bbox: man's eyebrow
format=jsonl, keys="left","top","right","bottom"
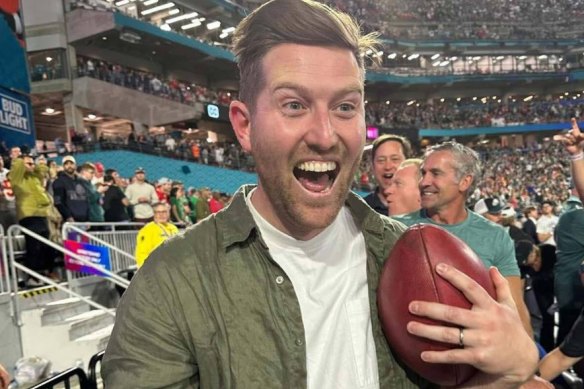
{"left": 272, "top": 82, "right": 363, "bottom": 99}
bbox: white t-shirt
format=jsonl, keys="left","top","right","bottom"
{"left": 247, "top": 192, "right": 379, "bottom": 389}
{"left": 536, "top": 214, "right": 559, "bottom": 246}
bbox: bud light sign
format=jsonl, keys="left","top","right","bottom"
{"left": 0, "top": 86, "right": 35, "bottom": 148}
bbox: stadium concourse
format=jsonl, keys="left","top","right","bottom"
{"left": 1, "top": 0, "right": 584, "bottom": 387}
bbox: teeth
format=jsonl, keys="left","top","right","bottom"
{"left": 297, "top": 161, "right": 337, "bottom": 172}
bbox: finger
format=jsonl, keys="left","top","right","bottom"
{"left": 407, "top": 321, "right": 471, "bottom": 347}
{"left": 420, "top": 347, "right": 475, "bottom": 365}
{"left": 408, "top": 300, "right": 479, "bottom": 328}
{"left": 489, "top": 267, "right": 515, "bottom": 308}
{"left": 572, "top": 118, "right": 581, "bottom": 138}
{"left": 434, "top": 263, "right": 493, "bottom": 308}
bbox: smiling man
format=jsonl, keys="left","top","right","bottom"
{"left": 364, "top": 134, "right": 411, "bottom": 214}
{"left": 102, "top": 1, "right": 541, "bottom": 388}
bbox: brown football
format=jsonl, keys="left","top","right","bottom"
{"left": 378, "top": 223, "right": 496, "bottom": 386}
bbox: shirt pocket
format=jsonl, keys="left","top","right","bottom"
{"left": 345, "top": 297, "right": 379, "bottom": 388}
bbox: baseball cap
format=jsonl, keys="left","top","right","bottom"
{"left": 473, "top": 199, "right": 488, "bottom": 215}
{"left": 157, "top": 177, "right": 171, "bottom": 185}
{"left": 501, "top": 207, "right": 516, "bottom": 218}
{"left": 484, "top": 198, "right": 503, "bottom": 214}
{"left": 135, "top": 167, "right": 146, "bottom": 174}
{"left": 62, "top": 155, "right": 76, "bottom": 165}
{"left": 94, "top": 162, "right": 104, "bottom": 172}
{"left": 515, "top": 240, "right": 534, "bottom": 267}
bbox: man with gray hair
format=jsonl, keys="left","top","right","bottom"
{"left": 396, "top": 141, "right": 533, "bottom": 335}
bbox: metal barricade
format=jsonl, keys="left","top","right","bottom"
{"left": 7, "top": 224, "right": 125, "bottom": 325}
{"left": 0, "top": 224, "right": 9, "bottom": 295}
{"left": 61, "top": 222, "right": 143, "bottom": 283}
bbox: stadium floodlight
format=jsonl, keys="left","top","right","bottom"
{"left": 407, "top": 53, "right": 420, "bottom": 60}
{"left": 385, "top": 100, "right": 390, "bottom": 105}
{"left": 518, "top": 55, "right": 527, "bottom": 60}
{"left": 406, "top": 100, "right": 415, "bottom": 106}
{"left": 432, "top": 60, "right": 441, "bottom": 67}
{"left": 207, "top": 21, "right": 221, "bottom": 30}
{"left": 565, "top": 92, "right": 569, "bottom": 95}
{"left": 496, "top": 56, "right": 504, "bottom": 60}
{"left": 538, "top": 55, "right": 548, "bottom": 59}
{"left": 166, "top": 11, "right": 197, "bottom": 23}
{"left": 523, "top": 95, "right": 533, "bottom": 102}
{"left": 439, "top": 60, "right": 449, "bottom": 66}
{"left": 160, "top": 23, "right": 171, "bottom": 31}
{"left": 143, "top": 0, "right": 158, "bottom": 5}
{"left": 440, "top": 98, "right": 445, "bottom": 102}
{"left": 141, "top": 2, "right": 174, "bottom": 15}
{"left": 472, "top": 97, "right": 477, "bottom": 101}
{"left": 45, "top": 108, "right": 55, "bottom": 114}
{"left": 168, "top": 8, "right": 179, "bottom": 15}
{"left": 387, "top": 52, "right": 397, "bottom": 59}
{"left": 222, "top": 27, "right": 235, "bottom": 34}
{"left": 456, "top": 97, "right": 461, "bottom": 101}
{"left": 450, "top": 56, "right": 458, "bottom": 61}
{"left": 115, "top": 0, "right": 130, "bottom": 5}
{"left": 431, "top": 54, "right": 440, "bottom": 60}
{"left": 473, "top": 56, "right": 481, "bottom": 60}
{"left": 181, "top": 19, "right": 201, "bottom": 29}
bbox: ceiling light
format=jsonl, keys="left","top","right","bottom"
{"left": 407, "top": 53, "right": 420, "bottom": 60}
{"left": 87, "top": 114, "right": 97, "bottom": 120}
{"left": 115, "top": 0, "right": 129, "bottom": 5}
{"left": 206, "top": 21, "right": 221, "bottom": 30}
{"left": 141, "top": 2, "right": 174, "bottom": 15}
{"left": 143, "top": 0, "right": 158, "bottom": 5}
{"left": 102, "top": 36, "right": 107, "bottom": 40}
{"left": 385, "top": 100, "right": 390, "bottom": 105}
{"left": 523, "top": 95, "right": 533, "bottom": 102}
{"left": 168, "top": 8, "right": 179, "bottom": 15}
{"left": 407, "top": 100, "right": 415, "bottom": 106}
{"left": 166, "top": 11, "right": 198, "bottom": 23}
{"left": 431, "top": 54, "right": 440, "bottom": 60}
{"left": 472, "top": 97, "right": 477, "bottom": 100}
{"left": 538, "top": 54, "right": 548, "bottom": 59}
{"left": 440, "top": 98, "right": 445, "bottom": 102}
{"left": 387, "top": 52, "right": 397, "bottom": 59}
{"left": 181, "top": 19, "right": 201, "bottom": 30}
{"left": 439, "top": 60, "right": 449, "bottom": 66}
{"left": 473, "top": 56, "right": 481, "bottom": 60}
{"left": 219, "top": 32, "right": 228, "bottom": 39}
{"left": 222, "top": 27, "right": 235, "bottom": 34}
{"left": 450, "top": 56, "right": 458, "bottom": 61}
{"left": 45, "top": 107, "right": 55, "bottom": 114}
{"left": 496, "top": 56, "right": 504, "bottom": 60}
{"left": 456, "top": 97, "right": 461, "bottom": 101}
{"left": 432, "top": 60, "right": 441, "bottom": 67}
{"left": 46, "top": 57, "right": 53, "bottom": 62}
{"left": 518, "top": 55, "right": 527, "bottom": 60}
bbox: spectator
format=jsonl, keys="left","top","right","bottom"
{"left": 134, "top": 202, "right": 178, "bottom": 268}
{"left": 169, "top": 186, "right": 190, "bottom": 224}
{"left": 155, "top": 177, "right": 171, "bottom": 203}
{"left": 536, "top": 200, "right": 558, "bottom": 246}
{"left": 52, "top": 155, "right": 89, "bottom": 222}
{"left": 363, "top": 134, "right": 411, "bottom": 215}
{"left": 522, "top": 206, "right": 539, "bottom": 244}
{"left": 124, "top": 167, "right": 158, "bottom": 223}
{"left": 10, "top": 154, "right": 57, "bottom": 284}
{"left": 102, "top": 174, "right": 130, "bottom": 223}
{"left": 78, "top": 162, "right": 105, "bottom": 223}
{"left": 384, "top": 158, "right": 422, "bottom": 216}
{"left": 209, "top": 191, "right": 224, "bottom": 214}
{"left": 0, "top": 157, "right": 17, "bottom": 230}
{"left": 396, "top": 141, "right": 533, "bottom": 334}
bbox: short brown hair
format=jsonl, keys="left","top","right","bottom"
{"left": 81, "top": 162, "right": 96, "bottom": 172}
{"left": 232, "top": 0, "right": 379, "bottom": 111}
{"left": 371, "top": 134, "right": 412, "bottom": 160}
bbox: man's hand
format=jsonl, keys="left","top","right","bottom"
{"left": 406, "top": 264, "right": 538, "bottom": 389}
{"left": 553, "top": 118, "right": 584, "bottom": 155}
{"left": 518, "top": 376, "right": 553, "bottom": 389}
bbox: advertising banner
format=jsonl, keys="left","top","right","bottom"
{"left": 0, "top": 85, "right": 35, "bottom": 148}
{"left": 64, "top": 240, "right": 112, "bottom": 277}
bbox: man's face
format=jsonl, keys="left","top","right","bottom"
{"left": 23, "top": 157, "right": 35, "bottom": 173}
{"left": 419, "top": 151, "right": 468, "bottom": 213}
{"left": 63, "top": 161, "right": 76, "bottom": 175}
{"left": 529, "top": 209, "right": 539, "bottom": 219}
{"left": 484, "top": 212, "right": 502, "bottom": 224}
{"left": 10, "top": 147, "right": 21, "bottom": 159}
{"left": 541, "top": 203, "right": 553, "bottom": 216}
{"left": 81, "top": 169, "right": 95, "bottom": 181}
{"left": 163, "top": 182, "right": 171, "bottom": 193}
{"left": 385, "top": 164, "right": 421, "bottom": 216}
{"left": 372, "top": 141, "right": 406, "bottom": 192}
{"left": 232, "top": 44, "right": 365, "bottom": 239}
{"left": 135, "top": 172, "right": 145, "bottom": 182}
{"left": 153, "top": 205, "right": 170, "bottom": 223}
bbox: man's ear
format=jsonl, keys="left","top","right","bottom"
{"left": 458, "top": 174, "right": 473, "bottom": 192}
{"left": 230, "top": 100, "right": 252, "bottom": 152}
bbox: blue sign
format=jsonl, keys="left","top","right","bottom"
{"left": 207, "top": 104, "right": 220, "bottom": 119}
{"left": 0, "top": 85, "right": 35, "bottom": 148}
{"left": 64, "top": 240, "right": 112, "bottom": 277}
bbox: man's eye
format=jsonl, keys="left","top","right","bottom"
{"left": 285, "top": 102, "right": 304, "bottom": 110}
{"left": 338, "top": 103, "right": 355, "bottom": 112}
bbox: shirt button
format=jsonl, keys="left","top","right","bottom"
{"left": 295, "top": 339, "right": 304, "bottom": 346}
{"left": 275, "top": 276, "right": 284, "bottom": 285}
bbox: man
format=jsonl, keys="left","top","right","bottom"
{"left": 0, "top": 156, "right": 17, "bottom": 230}
{"left": 554, "top": 187, "right": 584, "bottom": 345}
{"left": 473, "top": 197, "right": 504, "bottom": 224}
{"left": 52, "top": 155, "right": 89, "bottom": 222}
{"left": 102, "top": 174, "right": 130, "bottom": 223}
{"left": 536, "top": 201, "right": 558, "bottom": 247}
{"left": 134, "top": 202, "right": 179, "bottom": 268}
{"left": 195, "top": 186, "right": 211, "bottom": 221}
{"left": 78, "top": 162, "right": 105, "bottom": 223}
{"left": 155, "top": 177, "right": 172, "bottom": 203}
{"left": 396, "top": 141, "right": 533, "bottom": 335}
{"left": 103, "top": 2, "right": 540, "bottom": 388}
{"left": 385, "top": 159, "right": 422, "bottom": 217}
{"left": 9, "top": 154, "right": 56, "bottom": 281}
{"left": 124, "top": 167, "right": 158, "bottom": 223}
{"left": 209, "top": 191, "right": 224, "bottom": 213}
{"left": 522, "top": 206, "right": 539, "bottom": 244}
{"left": 364, "top": 134, "right": 411, "bottom": 214}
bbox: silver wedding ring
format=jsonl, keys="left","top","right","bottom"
{"left": 459, "top": 328, "right": 465, "bottom": 348}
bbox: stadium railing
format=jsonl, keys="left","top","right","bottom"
{"left": 28, "top": 366, "right": 91, "bottom": 389}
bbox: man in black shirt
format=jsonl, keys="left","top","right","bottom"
{"left": 102, "top": 174, "right": 129, "bottom": 222}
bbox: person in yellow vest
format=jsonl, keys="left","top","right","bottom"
{"left": 135, "top": 202, "right": 179, "bottom": 268}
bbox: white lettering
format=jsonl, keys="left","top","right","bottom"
{"left": 1, "top": 97, "right": 23, "bottom": 115}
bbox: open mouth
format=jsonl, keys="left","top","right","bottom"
{"left": 383, "top": 173, "right": 394, "bottom": 180}
{"left": 293, "top": 161, "right": 339, "bottom": 193}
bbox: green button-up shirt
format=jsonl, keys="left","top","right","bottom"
{"left": 102, "top": 185, "right": 433, "bottom": 388}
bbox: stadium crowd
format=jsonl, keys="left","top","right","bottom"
{"left": 76, "top": 56, "right": 236, "bottom": 107}
{"left": 366, "top": 97, "right": 584, "bottom": 129}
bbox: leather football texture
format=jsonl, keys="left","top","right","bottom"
{"left": 378, "top": 223, "right": 496, "bottom": 386}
